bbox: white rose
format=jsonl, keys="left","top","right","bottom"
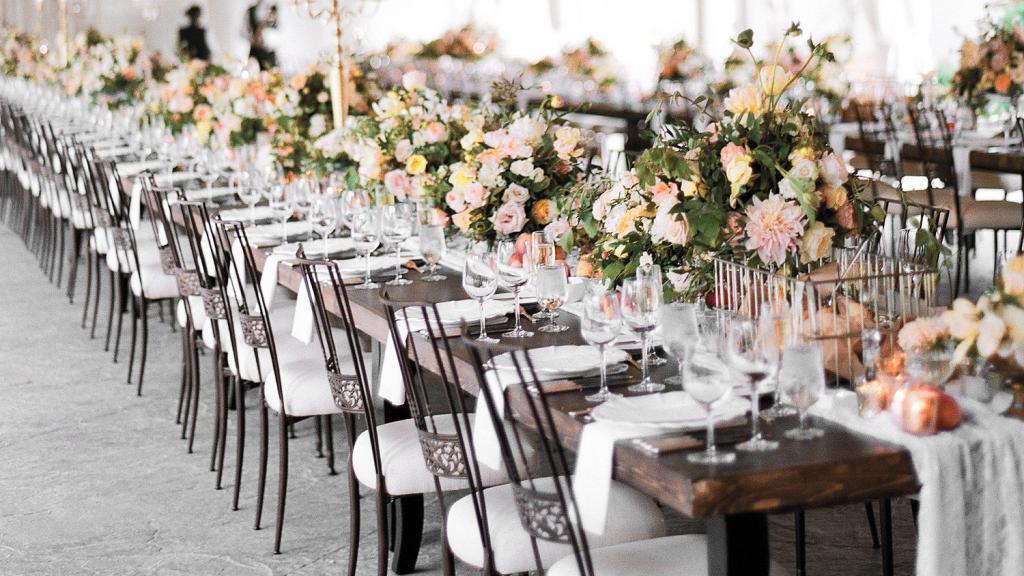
{"left": 819, "top": 152, "right": 849, "bottom": 188}
{"left": 309, "top": 114, "right": 327, "bottom": 139}
{"left": 394, "top": 139, "right": 413, "bottom": 163}
{"left": 508, "top": 116, "right": 547, "bottom": 146}
{"left": 503, "top": 183, "right": 530, "bottom": 204}
{"left": 651, "top": 205, "right": 689, "bottom": 246}
{"left": 799, "top": 221, "right": 835, "bottom": 264}
{"left": 790, "top": 158, "right": 819, "bottom": 182}
{"left": 402, "top": 70, "right": 427, "bottom": 91}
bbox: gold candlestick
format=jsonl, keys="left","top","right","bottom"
{"left": 291, "top": 0, "right": 369, "bottom": 129}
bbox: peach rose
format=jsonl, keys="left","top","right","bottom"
{"left": 799, "top": 221, "right": 835, "bottom": 264}
{"left": 445, "top": 188, "right": 467, "bottom": 212}
{"left": 819, "top": 152, "right": 848, "bottom": 188}
{"left": 193, "top": 104, "right": 213, "bottom": 122}
{"left": 462, "top": 183, "right": 488, "bottom": 209}
{"left": 649, "top": 179, "right": 680, "bottom": 208}
{"left": 384, "top": 169, "right": 413, "bottom": 201}
{"left": 452, "top": 209, "right": 475, "bottom": 232}
{"left": 531, "top": 198, "right": 556, "bottom": 225}
{"left": 423, "top": 121, "right": 447, "bottom": 144}
{"left": 503, "top": 183, "right": 530, "bottom": 204}
{"left": 835, "top": 202, "right": 856, "bottom": 229}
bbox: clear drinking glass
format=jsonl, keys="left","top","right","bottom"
{"left": 725, "top": 318, "right": 779, "bottom": 451}
{"left": 781, "top": 343, "right": 827, "bottom": 440}
{"left": 582, "top": 286, "right": 622, "bottom": 403}
{"left": 462, "top": 252, "right": 499, "bottom": 343}
{"left": 638, "top": 265, "right": 668, "bottom": 367}
{"left": 496, "top": 240, "right": 533, "bottom": 338}
{"left": 310, "top": 194, "right": 338, "bottom": 257}
{"left": 684, "top": 362, "right": 737, "bottom": 465}
{"left": 350, "top": 208, "right": 381, "bottom": 290}
{"left": 291, "top": 179, "right": 314, "bottom": 240}
{"left": 759, "top": 310, "right": 797, "bottom": 419}
{"left": 196, "top": 150, "right": 218, "bottom": 192}
{"left": 340, "top": 188, "right": 371, "bottom": 231}
{"left": 622, "top": 275, "right": 664, "bottom": 393}
{"left": 419, "top": 225, "right": 447, "bottom": 282}
{"left": 535, "top": 265, "right": 569, "bottom": 333}
{"left": 662, "top": 302, "right": 700, "bottom": 387}
{"left": 531, "top": 231, "right": 558, "bottom": 320}
{"left": 235, "top": 172, "right": 261, "bottom": 225}
{"left": 383, "top": 203, "right": 414, "bottom": 286}
{"left": 267, "top": 184, "right": 292, "bottom": 241}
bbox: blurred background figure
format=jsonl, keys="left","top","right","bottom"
{"left": 177, "top": 5, "right": 211, "bottom": 61}
{"left": 245, "top": 1, "right": 278, "bottom": 70}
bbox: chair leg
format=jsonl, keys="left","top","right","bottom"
{"left": 80, "top": 247, "right": 92, "bottom": 328}
{"left": 216, "top": 367, "right": 230, "bottom": 490}
{"left": 864, "top": 501, "right": 880, "bottom": 549}
{"left": 314, "top": 416, "right": 324, "bottom": 458}
{"left": 232, "top": 375, "right": 247, "bottom": 511}
{"left": 274, "top": 413, "right": 289, "bottom": 554}
{"left": 56, "top": 220, "right": 66, "bottom": 288}
{"left": 910, "top": 499, "right": 919, "bottom": 529}
{"left": 254, "top": 402, "right": 270, "bottom": 529}
{"left": 325, "top": 415, "right": 337, "bottom": 476}
{"left": 113, "top": 275, "right": 126, "bottom": 363}
{"left": 90, "top": 255, "right": 102, "bottom": 338}
{"left": 345, "top": 415, "right": 361, "bottom": 576}
{"left": 127, "top": 295, "right": 139, "bottom": 384}
{"left": 67, "top": 229, "right": 81, "bottom": 303}
{"left": 376, "top": 486, "right": 390, "bottom": 576}
{"left": 104, "top": 270, "right": 116, "bottom": 351}
{"left": 187, "top": 333, "right": 201, "bottom": 453}
{"left": 795, "top": 511, "right": 806, "bottom": 576}
{"left": 136, "top": 298, "right": 149, "bottom": 396}
{"left": 176, "top": 327, "right": 188, "bottom": 425}
{"left": 210, "top": 346, "right": 223, "bottom": 474}
{"left": 180, "top": 332, "right": 194, "bottom": 441}
{"left": 880, "top": 498, "right": 894, "bottom": 576}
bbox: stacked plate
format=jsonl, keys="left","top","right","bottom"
{"left": 399, "top": 299, "right": 512, "bottom": 335}
{"left": 491, "top": 345, "right": 630, "bottom": 382}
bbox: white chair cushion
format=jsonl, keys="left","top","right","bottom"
{"left": 547, "top": 534, "right": 706, "bottom": 576}
{"left": 130, "top": 264, "right": 179, "bottom": 299}
{"left": 176, "top": 297, "right": 208, "bottom": 329}
{"left": 447, "top": 477, "right": 666, "bottom": 573}
{"left": 263, "top": 351, "right": 370, "bottom": 417}
{"left": 227, "top": 331, "right": 321, "bottom": 383}
{"left": 353, "top": 416, "right": 515, "bottom": 496}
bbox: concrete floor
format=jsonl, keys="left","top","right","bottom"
{"left": 3, "top": 221, "right": 987, "bottom": 575}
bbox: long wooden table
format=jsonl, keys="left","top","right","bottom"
{"left": 249, "top": 245, "right": 919, "bottom": 576}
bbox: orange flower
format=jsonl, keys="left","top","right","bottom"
{"left": 996, "top": 73, "right": 1012, "bottom": 94}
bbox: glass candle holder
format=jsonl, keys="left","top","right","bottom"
{"left": 902, "top": 387, "right": 940, "bottom": 435}
{"left": 856, "top": 379, "right": 889, "bottom": 417}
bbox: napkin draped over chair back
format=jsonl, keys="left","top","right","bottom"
{"left": 463, "top": 339, "right": 597, "bottom": 576}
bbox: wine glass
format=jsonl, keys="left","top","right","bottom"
{"left": 622, "top": 275, "right": 663, "bottom": 393}
{"left": 781, "top": 343, "right": 827, "bottom": 440}
{"left": 496, "top": 240, "right": 533, "bottom": 338}
{"left": 419, "top": 225, "right": 447, "bottom": 282}
{"left": 340, "top": 188, "right": 370, "bottom": 231}
{"left": 638, "top": 265, "right": 668, "bottom": 367}
{"left": 235, "top": 172, "right": 261, "bottom": 225}
{"left": 684, "top": 361, "right": 737, "bottom": 465}
{"left": 582, "top": 285, "right": 622, "bottom": 403}
{"left": 266, "top": 182, "right": 292, "bottom": 241}
{"left": 530, "top": 231, "right": 557, "bottom": 320}
{"left": 535, "top": 265, "right": 569, "bottom": 333}
{"left": 382, "top": 203, "right": 414, "bottom": 286}
{"left": 662, "top": 302, "right": 700, "bottom": 387}
{"left": 725, "top": 318, "right": 778, "bottom": 451}
{"left": 462, "top": 252, "right": 499, "bottom": 343}
{"left": 194, "top": 150, "right": 218, "bottom": 192}
{"left": 290, "top": 179, "right": 314, "bottom": 240}
{"left": 758, "top": 309, "right": 797, "bottom": 419}
{"left": 350, "top": 208, "right": 381, "bottom": 290}
{"left": 310, "top": 194, "right": 338, "bottom": 257}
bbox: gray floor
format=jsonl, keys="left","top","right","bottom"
{"left": 0, "top": 222, "right": 952, "bottom": 575}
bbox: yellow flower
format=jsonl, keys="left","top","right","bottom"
{"left": 449, "top": 163, "right": 477, "bottom": 188}
{"left": 799, "top": 220, "right": 835, "bottom": 264}
{"left": 531, "top": 199, "right": 556, "bottom": 225}
{"left": 196, "top": 120, "right": 212, "bottom": 143}
{"left": 405, "top": 154, "right": 427, "bottom": 175}
{"left": 724, "top": 83, "right": 763, "bottom": 118}
{"left": 725, "top": 155, "right": 753, "bottom": 207}
{"left": 758, "top": 64, "right": 793, "bottom": 96}
{"left": 615, "top": 207, "right": 644, "bottom": 238}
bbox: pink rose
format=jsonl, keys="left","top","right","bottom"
{"left": 720, "top": 142, "right": 749, "bottom": 170}
{"left": 818, "top": 152, "right": 848, "bottom": 188}
{"left": 836, "top": 202, "right": 856, "bottom": 230}
{"left": 462, "top": 183, "right": 488, "bottom": 209}
{"left": 423, "top": 121, "right": 447, "bottom": 143}
{"left": 649, "top": 179, "right": 680, "bottom": 207}
{"left": 445, "top": 188, "right": 466, "bottom": 212}
{"left": 544, "top": 218, "right": 570, "bottom": 241}
{"left": 452, "top": 209, "right": 474, "bottom": 232}
{"left": 384, "top": 169, "right": 412, "bottom": 201}
{"left": 490, "top": 202, "right": 528, "bottom": 236}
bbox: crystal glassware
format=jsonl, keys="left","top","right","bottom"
{"left": 638, "top": 264, "right": 668, "bottom": 367}
{"left": 535, "top": 264, "right": 569, "bottom": 333}
{"left": 530, "top": 231, "right": 558, "bottom": 320}
{"left": 725, "top": 318, "right": 779, "bottom": 451}
{"left": 581, "top": 285, "right": 622, "bottom": 403}
{"left": 496, "top": 240, "right": 533, "bottom": 338}
{"left": 622, "top": 274, "right": 664, "bottom": 393}
{"left": 662, "top": 302, "right": 700, "bottom": 387}
{"left": 462, "top": 251, "right": 499, "bottom": 343}
{"left": 310, "top": 194, "right": 338, "bottom": 257}
{"left": 781, "top": 343, "right": 827, "bottom": 440}
{"left": 419, "top": 225, "right": 447, "bottom": 282}
{"left": 684, "top": 360, "right": 737, "bottom": 464}
{"left": 758, "top": 309, "right": 797, "bottom": 419}
{"left": 383, "top": 203, "right": 414, "bottom": 286}
{"left": 235, "top": 172, "right": 261, "bottom": 225}
{"left": 350, "top": 208, "right": 381, "bottom": 290}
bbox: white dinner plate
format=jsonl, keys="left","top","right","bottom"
{"left": 592, "top": 390, "right": 747, "bottom": 429}
{"left": 492, "top": 345, "right": 629, "bottom": 379}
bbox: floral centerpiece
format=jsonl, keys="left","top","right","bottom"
{"left": 950, "top": 17, "right": 1024, "bottom": 111}
{"left": 0, "top": 27, "right": 51, "bottom": 82}
{"left": 573, "top": 25, "right": 878, "bottom": 300}
{"left": 147, "top": 59, "right": 228, "bottom": 136}
{"left": 202, "top": 68, "right": 280, "bottom": 148}
{"left": 417, "top": 24, "right": 497, "bottom": 61}
{"left": 656, "top": 38, "right": 711, "bottom": 85}
{"left": 532, "top": 38, "right": 620, "bottom": 93}
{"left": 440, "top": 83, "right": 587, "bottom": 244}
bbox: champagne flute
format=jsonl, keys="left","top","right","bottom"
{"left": 622, "top": 275, "right": 664, "bottom": 393}
{"left": 462, "top": 252, "right": 499, "bottom": 343}
{"left": 419, "top": 225, "right": 447, "bottom": 282}
{"left": 781, "top": 343, "right": 827, "bottom": 440}
{"left": 582, "top": 285, "right": 622, "bottom": 403}
{"left": 310, "top": 194, "right": 338, "bottom": 257}
{"left": 382, "top": 203, "right": 414, "bottom": 286}
{"left": 350, "top": 208, "right": 381, "bottom": 290}
{"left": 759, "top": 309, "right": 797, "bottom": 419}
{"left": 531, "top": 231, "right": 557, "bottom": 320}
{"left": 535, "top": 264, "right": 569, "bottom": 332}
{"left": 662, "top": 302, "right": 700, "bottom": 386}
{"left": 684, "top": 361, "right": 737, "bottom": 465}
{"left": 496, "top": 240, "right": 533, "bottom": 338}
{"left": 725, "top": 318, "right": 778, "bottom": 452}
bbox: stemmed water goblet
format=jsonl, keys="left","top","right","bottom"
{"left": 662, "top": 302, "right": 700, "bottom": 387}
{"left": 638, "top": 265, "right": 668, "bottom": 367}
{"left": 622, "top": 272, "right": 664, "bottom": 393}
{"left": 290, "top": 178, "right": 314, "bottom": 240}
{"left": 419, "top": 225, "right": 447, "bottom": 282}
{"left": 582, "top": 285, "right": 622, "bottom": 403}
{"left": 535, "top": 264, "right": 569, "bottom": 333}
{"left": 683, "top": 361, "right": 738, "bottom": 465}
{"left": 266, "top": 182, "right": 292, "bottom": 241}
{"left": 725, "top": 318, "right": 778, "bottom": 452}
{"left": 350, "top": 208, "right": 381, "bottom": 290}
{"left": 235, "top": 172, "right": 261, "bottom": 225}
{"left": 759, "top": 307, "right": 797, "bottom": 419}
{"left": 462, "top": 252, "right": 500, "bottom": 343}
{"left": 781, "top": 343, "right": 827, "bottom": 440}
{"left": 310, "top": 194, "right": 338, "bottom": 257}
{"left": 382, "top": 203, "right": 414, "bottom": 286}
{"left": 496, "top": 240, "right": 533, "bottom": 338}
{"left": 530, "top": 231, "right": 557, "bottom": 320}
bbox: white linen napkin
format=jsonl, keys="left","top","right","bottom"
{"left": 128, "top": 170, "right": 205, "bottom": 230}
{"left": 811, "top": 390, "right": 1024, "bottom": 576}
{"left": 573, "top": 391, "right": 747, "bottom": 535}
{"left": 218, "top": 205, "right": 277, "bottom": 222}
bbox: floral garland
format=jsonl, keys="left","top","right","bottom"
{"left": 530, "top": 38, "right": 620, "bottom": 92}
{"left": 950, "top": 17, "right": 1024, "bottom": 110}
{"left": 417, "top": 24, "right": 497, "bottom": 61}
{"left": 148, "top": 59, "right": 228, "bottom": 136}
{"left": 575, "top": 25, "right": 877, "bottom": 300}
